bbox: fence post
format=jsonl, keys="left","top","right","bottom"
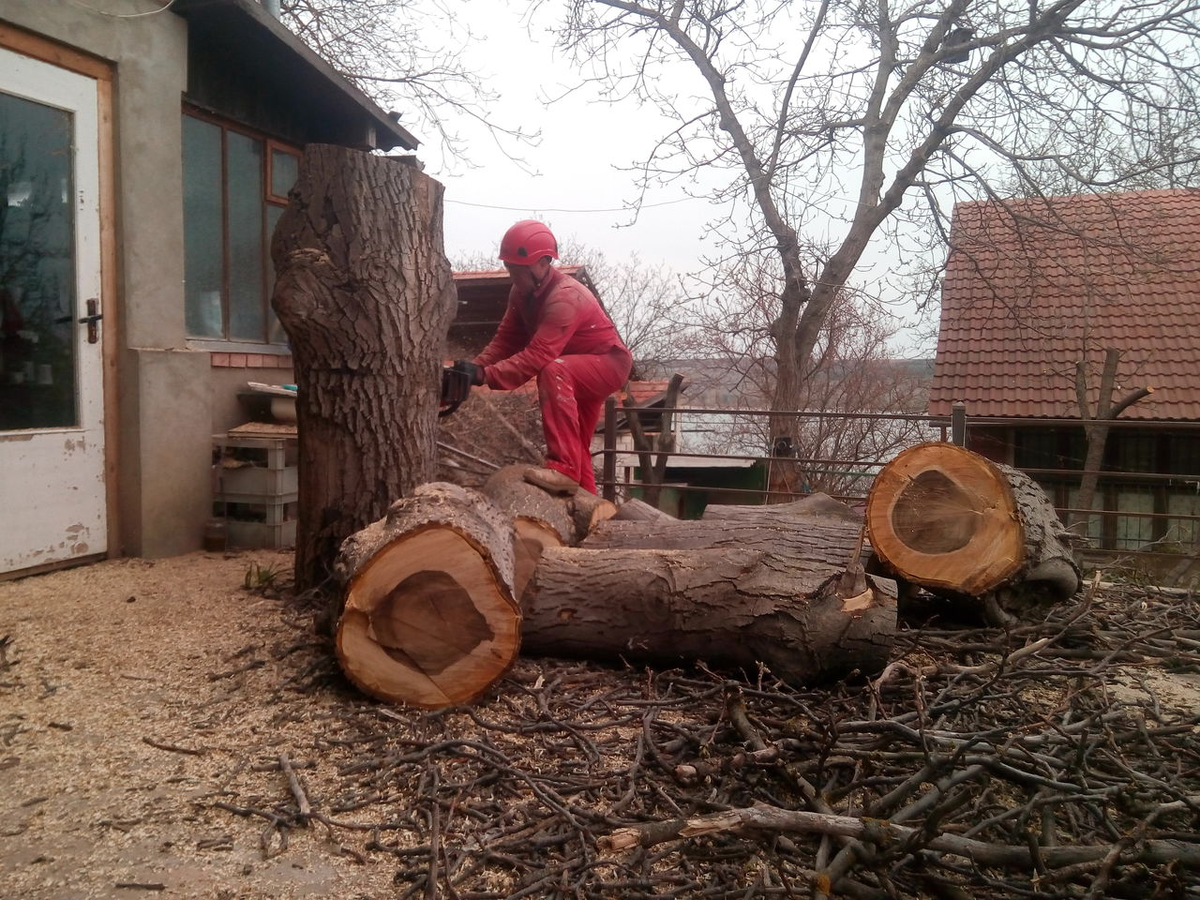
{"left": 951, "top": 402, "right": 967, "bottom": 447}
{"left": 603, "top": 396, "right": 617, "bottom": 502}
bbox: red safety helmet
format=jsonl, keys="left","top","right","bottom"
{"left": 499, "top": 220, "right": 558, "bottom": 266}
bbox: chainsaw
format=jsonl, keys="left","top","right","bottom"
{"left": 439, "top": 360, "right": 480, "bottom": 417}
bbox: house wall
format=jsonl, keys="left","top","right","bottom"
{"left": 2, "top": 2, "right": 224, "bottom": 557}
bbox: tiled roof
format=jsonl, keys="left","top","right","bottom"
{"left": 929, "top": 189, "right": 1200, "bottom": 420}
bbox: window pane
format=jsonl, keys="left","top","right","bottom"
{"left": 1113, "top": 433, "right": 1155, "bottom": 473}
{"left": 0, "top": 91, "right": 77, "bottom": 430}
{"left": 182, "top": 116, "right": 224, "bottom": 338}
{"left": 1114, "top": 487, "right": 1155, "bottom": 550}
{"left": 227, "top": 131, "right": 265, "bottom": 341}
{"left": 271, "top": 149, "right": 298, "bottom": 198}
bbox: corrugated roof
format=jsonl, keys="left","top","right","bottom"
{"left": 929, "top": 188, "right": 1200, "bottom": 420}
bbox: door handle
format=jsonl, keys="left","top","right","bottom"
{"left": 78, "top": 298, "right": 102, "bottom": 344}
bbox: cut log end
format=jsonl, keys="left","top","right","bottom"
{"left": 336, "top": 527, "right": 520, "bottom": 708}
{"left": 867, "top": 442, "right": 1024, "bottom": 596}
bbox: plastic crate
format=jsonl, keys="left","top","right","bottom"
{"left": 218, "top": 464, "right": 299, "bottom": 501}
{"left": 226, "top": 518, "right": 297, "bottom": 550}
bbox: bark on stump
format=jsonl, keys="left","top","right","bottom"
{"left": 866, "top": 442, "right": 1080, "bottom": 617}
{"left": 272, "top": 144, "right": 456, "bottom": 592}
{"left": 333, "top": 483, "right": 520, "bottom": 708}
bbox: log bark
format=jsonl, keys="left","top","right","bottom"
{"left": 525, "top": 511, "right": 896, "bottom": 684}
{"left": 479, "top": 465, "right": 571, "bottom": 599}
{"left": 333, "top": 483, "right": 521, "bottom": 708}
{"left": 520, "top": 545, "right": 897, "bottom": 685}
{"left": 478, "top": 465, "right": 618, "bottom": 597}
{"left": 702, "top": 492, "right": 861, "bottom": 524}
{"left": 272, "top": 145, "right": 456, "bottom": 592}
{"left": 866, "top": 442, "right": 1080, "bottom": 614}
{"left": 612, "top": 498, "right": 678, "bottom": 523}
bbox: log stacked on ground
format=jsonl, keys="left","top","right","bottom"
{"left": 519, "top": 512, "right": 897, "bottom": 685}
{"left": 866, "top": 442, "right": 1080, "bottom": 616}
{"left": 478, "top": 465, "right": 617, "bottom": 597}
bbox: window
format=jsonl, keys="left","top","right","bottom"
{"left": 182, "top": 112, "right": 299, "bottom": 344}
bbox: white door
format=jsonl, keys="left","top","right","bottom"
{"left": 0, "top": 47, "right": 106, "bottom": 574}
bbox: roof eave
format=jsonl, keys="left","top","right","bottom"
{"left": 173, "top": 0, "right": 419, "bottom": 151}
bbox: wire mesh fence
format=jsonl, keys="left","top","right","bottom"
{"left": 596, "top": 399, "right": 1200, "bottom": 578}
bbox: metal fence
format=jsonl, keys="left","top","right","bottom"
{"left": 595, "top": 398, "right": 1200, "bottom": 576}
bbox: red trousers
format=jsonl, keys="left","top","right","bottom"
{"left": 538, "top": 345, "right": 632, "bottom": 493}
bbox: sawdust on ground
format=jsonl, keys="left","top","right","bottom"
{"left": 0, "top": 550, "right": 399, "bottom": 900}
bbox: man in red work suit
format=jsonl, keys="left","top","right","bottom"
{"left": 455, "top": 220, "right": 632, "bottom": 495}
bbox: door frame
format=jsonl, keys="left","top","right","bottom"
{"left": 0, "top": 23, "right": 119, "bottom": 575}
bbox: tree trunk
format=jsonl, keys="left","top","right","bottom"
{"left": 866, "top": 443, "right": 1080, "bottom": 616}
{"left": 333, "top": 483, "right": 520, "bottom": 708}
{"left": 272, "top": 145, "right": 456, "bottom": 592}
{"left": 1072, "top": 347, "right": 1153, "bottom": 534}
{"left": 332, "top": 480, "right": 896, "bottom": 704}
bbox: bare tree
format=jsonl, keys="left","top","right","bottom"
{"left": 1072, "top": 347, "right": 1154, "bottom": 534}
{"left": 279, "top": 0, "right": 530, "bottom": 163}
{"left": 681, "top": 251, "right": 933, "bottom": 497}
{"left": 542, "top": 0, "right": 1200, "bottom": 479}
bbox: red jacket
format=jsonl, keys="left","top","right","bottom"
{"left": 473, "top": 267, "right": 628, "bottom": 390}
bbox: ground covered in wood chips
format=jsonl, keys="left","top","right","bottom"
{"left": 3, "top": 551, "right": 1200, "bottom": 900}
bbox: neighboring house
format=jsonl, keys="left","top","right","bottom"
{"left": 929, "top": 188, "right": 1200, "bottom": 552}
{"left": 0, "top": 0, "right": 417, "bottom": 576}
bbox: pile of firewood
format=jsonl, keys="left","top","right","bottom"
{"left": 330, "top": 443, "right": 1082, "bottom": 708}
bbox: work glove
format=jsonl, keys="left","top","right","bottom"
{"left": 454, "top": 359, "right": 485, "bottom": 386}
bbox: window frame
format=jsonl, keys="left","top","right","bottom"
{"left": 182, "top": 107, "right": 301, "bottom": 347}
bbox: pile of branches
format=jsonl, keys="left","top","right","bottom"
{"left": 225, "top": 579, "right": 1200, "bottom": 899}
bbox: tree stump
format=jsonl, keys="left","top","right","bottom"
{"left": 333, "top": 483, "right": 521, "bottom": 708}
{"left": 272, "top": 145, "right": 456, "bottom": 592}
{"left": 866, "top": 442, "right": 1080, "bottom": 616}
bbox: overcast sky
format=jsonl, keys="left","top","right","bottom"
{"left": 426, "top": 8, "right": 725, "bottom": 272}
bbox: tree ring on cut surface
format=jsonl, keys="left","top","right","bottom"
{"left": 337, "top": 527, "right": 520, "bottom": 708}
{"left": 866, "top": 442, "right": 1024, "bottom": 596}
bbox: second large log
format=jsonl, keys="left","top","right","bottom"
{"left": 520, "top": 510, "right": 898, "bottom": 684}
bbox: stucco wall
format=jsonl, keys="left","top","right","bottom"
{"left": 2, "top": 2, "right": 214, "bottom": 557}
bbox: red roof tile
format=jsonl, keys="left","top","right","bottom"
{"left": 929, "top": 189, "right": 1200, "bottom": 420}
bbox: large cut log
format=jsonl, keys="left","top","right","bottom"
{"left": 333, "top": 483, "right": 521, "bottom": 708}
{"left": 866, "top": 442, "right": 1080, "bottom": 616}
{"left": 272, "top": 145, "right": 456, "bottom": 592}
{"left": 525, "top": 511, "right": 897, "bottom": 683}
{"left": 520, "top": 544, "right": 897, "bottom": 685}
{"left": 581, "top": 512, "right": 867, "bottom": 561}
